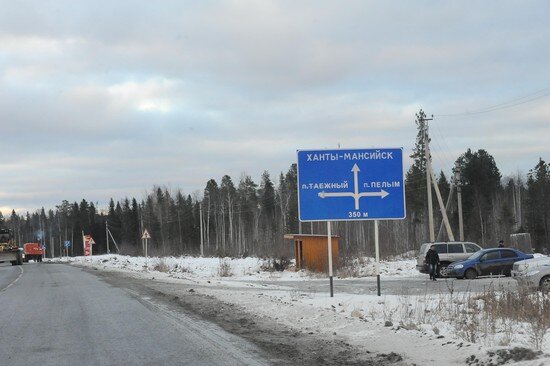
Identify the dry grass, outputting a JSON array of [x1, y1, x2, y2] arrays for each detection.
[[337, 256, 371, 278], [153, 258, 170, 273], [218, 258, 232, 277], [370, 282, 549, 350]]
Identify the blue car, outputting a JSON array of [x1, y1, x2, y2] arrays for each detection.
[[445, 248, 533, 279]]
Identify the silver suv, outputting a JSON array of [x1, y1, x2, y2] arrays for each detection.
[[416, 241, 482, 275], [511, 255, 550, 292]]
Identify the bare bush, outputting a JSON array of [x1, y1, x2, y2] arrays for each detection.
[[218, 258, 232, 277], [153, 258, 170, 273], [262, 257, 291, 272], [337, 256, 371, 278]]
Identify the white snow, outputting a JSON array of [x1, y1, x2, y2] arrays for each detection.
[[50, 254, 550, 365]]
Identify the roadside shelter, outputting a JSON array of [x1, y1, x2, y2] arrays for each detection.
[[284, 234, 339, 273]]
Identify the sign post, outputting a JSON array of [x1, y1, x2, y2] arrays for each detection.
[[141, 229, 151, 271], [297, 148, 405, 296], [64, 241, 71, 258], [327, 221, 334, 297]]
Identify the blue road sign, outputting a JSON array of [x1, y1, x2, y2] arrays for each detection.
[[64, 240, 71, 248], [297, 148, 405, 221]]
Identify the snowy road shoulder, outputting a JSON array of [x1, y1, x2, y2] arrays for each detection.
[[50, 254, 550, 365]]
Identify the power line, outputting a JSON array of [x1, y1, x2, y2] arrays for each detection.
[[434, 87, 550, 117]]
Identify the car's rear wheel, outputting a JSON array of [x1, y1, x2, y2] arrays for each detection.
[[465, 269, 478, 280], [540, 276, 550, 293]]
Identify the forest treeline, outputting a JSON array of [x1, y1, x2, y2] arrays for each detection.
[[3, 111, 550, 258]]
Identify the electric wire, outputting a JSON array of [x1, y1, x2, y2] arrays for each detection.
[[434, 87, 550, 117]]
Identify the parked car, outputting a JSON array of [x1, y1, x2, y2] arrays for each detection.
[[445, 248, 533, 279], [416, 241, 482, 276], [511, 255, 550, 292]]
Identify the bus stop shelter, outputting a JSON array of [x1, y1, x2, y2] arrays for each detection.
[[284, 234, 339, 273]]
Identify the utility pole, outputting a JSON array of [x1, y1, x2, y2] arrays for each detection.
[[429, 164, 455, 241], [107, 228, 120, 253], [437, 178, 455, 241], [199, 203, 204, 257], [422, 113, 455, 242], [422, 114, 435, 242], [454, 163, 465, 241], [105, 220, 110, 254]]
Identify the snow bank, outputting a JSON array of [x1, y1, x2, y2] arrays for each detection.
[[50, 254, 550, 365]]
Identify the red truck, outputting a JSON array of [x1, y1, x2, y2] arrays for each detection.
[[23, 243, 44, 262]]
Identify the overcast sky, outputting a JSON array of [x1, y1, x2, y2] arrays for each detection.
[[1, 1, 549, 214]]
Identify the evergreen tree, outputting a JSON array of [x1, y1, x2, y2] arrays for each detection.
[[526, 158, 550, 251], [458, 149, 502, 245]]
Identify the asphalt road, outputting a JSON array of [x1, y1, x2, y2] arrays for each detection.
[[0, 262, 270, 366]]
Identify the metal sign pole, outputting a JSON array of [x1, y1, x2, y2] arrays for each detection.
[[375, 219, 381, 296], [145, 237, 148, 271], [327, 221, 334, 297]]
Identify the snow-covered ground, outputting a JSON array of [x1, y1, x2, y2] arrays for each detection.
[[51, 254, 550, 365]]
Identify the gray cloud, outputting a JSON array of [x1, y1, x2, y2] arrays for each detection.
[[1, 1, 550, 213]]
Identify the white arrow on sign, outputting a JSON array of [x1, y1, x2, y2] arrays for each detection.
[[318, 164, 389, 210]]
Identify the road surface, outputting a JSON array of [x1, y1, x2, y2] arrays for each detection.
[[0, 262, 270, 366], [0, 262, 397, 366]]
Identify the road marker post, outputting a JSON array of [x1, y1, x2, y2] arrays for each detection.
[[327, 221, 334, 297], [375, 219, 381, 296]]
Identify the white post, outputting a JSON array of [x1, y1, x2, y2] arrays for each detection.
[[106, 220, 110, 254], [145, 237, 148, 272], [82, 231, 86, 260], [199, 203, 204, 257], [327, 221, 334, 297], [455, 165, 465, 241], [375, 220, 381, 296]]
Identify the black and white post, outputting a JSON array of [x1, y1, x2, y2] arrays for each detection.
[[375, 219, 381, 296], [327, 221, 334, 297]]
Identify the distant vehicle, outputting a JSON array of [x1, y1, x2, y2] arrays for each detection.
[[0, 228, 23, 266], [511, 255, 550, 293], [23, 243, 44, 262], [416, 241, 482, 276], [445, 248, 533, 279]]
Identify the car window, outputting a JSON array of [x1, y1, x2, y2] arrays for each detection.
[[434, 244, 448, 253], [464, 243, 480, 253], [501, 250, 518, 258], [482, 251, 500, 261], [448, 243, 463, 253], [468, 251, 484, 260]]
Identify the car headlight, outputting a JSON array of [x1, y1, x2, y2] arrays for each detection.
[[516, 264, 528, 271], [454, 264, 464, 269]]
